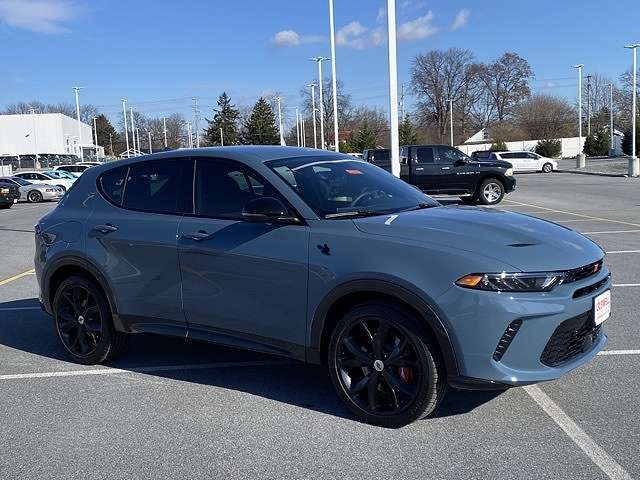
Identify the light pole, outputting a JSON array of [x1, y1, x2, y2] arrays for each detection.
[[573, 64, 585, 167], [328, 0, 339, 152], [220, 127, 224, 146], [136, 128, 140, 155], [608, 83, 614, 155], [93, 116, 99, 159], [148, 131, 153, 154], [29, 107, 39, 164], [276, 96, 285, 146], [73, 86, 84, 160], [301, 116, 306, 147], [122, 99, 130, 156], [130, 107, 136, 154], [625, 44, 639, 177], [586, 74, 592, 136], [192, 97, 200, 148], [311, 57, 329, 149], [295, 108, 300, 147], [448, 99, 454, 146], [307, 83, 318, 148], [163, 116, 168, 149], [386, 0, 400, 177]]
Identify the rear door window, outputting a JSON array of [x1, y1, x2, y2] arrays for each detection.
[[415, 147, 435, 163]]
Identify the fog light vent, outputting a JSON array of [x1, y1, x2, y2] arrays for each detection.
[[493, 319, 523, 362]]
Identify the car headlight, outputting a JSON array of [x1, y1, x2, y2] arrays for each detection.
[[504, 168, 513, 176], [456, 272, 565, 292]]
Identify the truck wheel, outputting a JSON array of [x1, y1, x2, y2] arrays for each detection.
[[478, 178, 504, 205]]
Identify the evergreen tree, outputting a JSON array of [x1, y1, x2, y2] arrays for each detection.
[[584, 129, 610, 157], [242, 98, 279, 145], [94, 114, 118, 156], [204, 92, 240, 146], [345, 120, 378, 152], [399, 115, 418, 145], [622, 124, 640, 156]]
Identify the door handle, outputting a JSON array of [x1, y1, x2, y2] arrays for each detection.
[[441, 166, 451, 170], [415, 167, 424, 171], [182, 230, 213, 241], [93, 224, 118, 233]]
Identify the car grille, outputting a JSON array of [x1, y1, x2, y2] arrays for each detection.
[[493, 319, 523, 362], [563, 260, 603, 284], [540, 311, 601, 367]]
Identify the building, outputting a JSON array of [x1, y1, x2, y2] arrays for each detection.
[[0, 113, 103, 160]]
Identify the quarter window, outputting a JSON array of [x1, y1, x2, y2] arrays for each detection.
[[99, 166, 128, 205]]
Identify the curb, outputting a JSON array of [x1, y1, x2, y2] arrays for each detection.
[[557, 169, 629, 178]]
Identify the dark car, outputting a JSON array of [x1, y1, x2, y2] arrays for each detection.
[[35, 147, 610, 428], [367, 145, 515, 205], [470, 150, 504, 160], [0, 179, 20, 208]]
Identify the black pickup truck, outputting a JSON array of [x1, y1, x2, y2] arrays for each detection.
[[364, 145, 516, 205], [0, 181, 20, 209]]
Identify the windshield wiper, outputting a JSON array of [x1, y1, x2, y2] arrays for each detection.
[[324, 210, 386, 219], [397, 202, 437, 213]]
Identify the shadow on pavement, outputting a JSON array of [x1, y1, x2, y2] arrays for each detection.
[[0, 297, 503, 423]]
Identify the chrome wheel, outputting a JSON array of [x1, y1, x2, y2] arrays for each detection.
[[55, 284, 103, 357], [482, 182, 502, 203], [542, 163, 553, 173], [28, 190, 43, 203], [335, 317, 421, 415]]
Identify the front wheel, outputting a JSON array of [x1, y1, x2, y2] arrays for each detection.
[[328, 301, 446, 428], [542, 162, 553, 173], [477, 178, 505, 205], [52, 275, 127, 365], [28, 190, 43, 203]]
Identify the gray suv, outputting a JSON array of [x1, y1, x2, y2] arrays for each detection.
[[35, 147, 611, 427]]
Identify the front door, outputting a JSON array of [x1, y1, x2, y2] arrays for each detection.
[[177, 158, 309, 357], [436, 146, 480, 192]]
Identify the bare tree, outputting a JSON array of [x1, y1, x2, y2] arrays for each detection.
[[343, 106, 390, 148], [582, 73, 614, 132], [410, 48, 478, 143], [477, 52, 534, 122], [300, 78, 353, 147], [515, 94, 576, 139]]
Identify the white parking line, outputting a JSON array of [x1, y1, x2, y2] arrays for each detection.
[[524, 385, 633, 480], [0, 360, 292, 381], [606, 250, 640, 254], [613, 283, 640, 287], [597, 350, 640, 356], [582, 230, 640, 235], [503, 200, 640, 228]]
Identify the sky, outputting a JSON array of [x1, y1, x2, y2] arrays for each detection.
[[0, 0, 638, 125]]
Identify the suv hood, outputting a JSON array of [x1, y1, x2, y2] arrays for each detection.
[[353, 205, 604, 272]]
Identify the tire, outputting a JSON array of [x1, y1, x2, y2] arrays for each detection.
[[56, 185, 66, 193], [0, 203, 12, 209], [27, 190, 43, 203], [459, 195, 476, 204], [52, 275, 127, 365], [542, 162, 553, 173], [328, 301, 446, 428], [477, 178, 505, 205]]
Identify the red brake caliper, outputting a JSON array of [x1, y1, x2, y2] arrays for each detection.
[[398, 366, 415, 384]]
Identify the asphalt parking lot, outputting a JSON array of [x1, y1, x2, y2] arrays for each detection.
[[1, 172, 639, 480]]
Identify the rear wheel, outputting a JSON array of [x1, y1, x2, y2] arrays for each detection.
[[542, 162, 553, 173], [53, 275, 126, 365], [27, 190, 43, 203], [328, 301, 446, 428], [477, 178, 505, 205], [56, 185, 66, 192]]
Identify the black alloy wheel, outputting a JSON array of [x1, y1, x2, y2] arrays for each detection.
[[328, 301, 445, 428], [28, 190, 43, 203], [53, 276, 126, 364]]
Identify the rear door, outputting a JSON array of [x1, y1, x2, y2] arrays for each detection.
[[501, 152, 526, 171], [177, 157, 309, 356], [409, 146, 441, 192], [86, 158, 192, 334]]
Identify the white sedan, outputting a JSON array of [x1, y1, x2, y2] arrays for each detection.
[[13, 171, 75, 192], [491, 151, 558, 173]]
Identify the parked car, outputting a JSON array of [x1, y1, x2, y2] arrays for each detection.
[[0, 179, 20, 208], [471, 150, 504, 160], [52, 164, 92, 175], [35, 147, 611, 428], [46, 170, 79, 180], [0, 177, 64, 203], [14, 171, 75, 192], [77, 161, 103, 166], [490, 151, 557, 173], [363, 148, 390, 165], [366, 145, 516, 205]]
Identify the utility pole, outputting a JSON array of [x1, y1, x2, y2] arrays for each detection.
[[625, 44, 639, 176], [130, 107, 136, 155], [192, 97, 200, 148], [573, 64, 585, 167], [307, 83, 318, 148], [586, 74, 592, 136], [122, 99, 130, 156], [608, 83, 614, 154], [311, 57, 329, 149], [163, 116, 168, 148], [220, 127, 224, 146], [400, 83, 405, 119], [448, 99, 454, 146], [276, 96, 285, 146], [73, 86, 84, 160], [386, 0, 400, 177], [93, 116, 98, 159], [328, 0, 339, 151]]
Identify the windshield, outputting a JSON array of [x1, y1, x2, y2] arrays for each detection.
[[48, 170, 75, 179], [10, 177, 30, 186], [266, 156, 438, 218]]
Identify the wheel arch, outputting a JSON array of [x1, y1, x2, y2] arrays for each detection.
[[308, 279, 459, 378]]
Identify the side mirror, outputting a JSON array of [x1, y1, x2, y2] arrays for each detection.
[[242, 197, 299, 223], [454, 158, 468, 167]]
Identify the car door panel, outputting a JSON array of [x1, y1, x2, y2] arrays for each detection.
[[436, 146, 479, 193], [410, 147, 441, 192]]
